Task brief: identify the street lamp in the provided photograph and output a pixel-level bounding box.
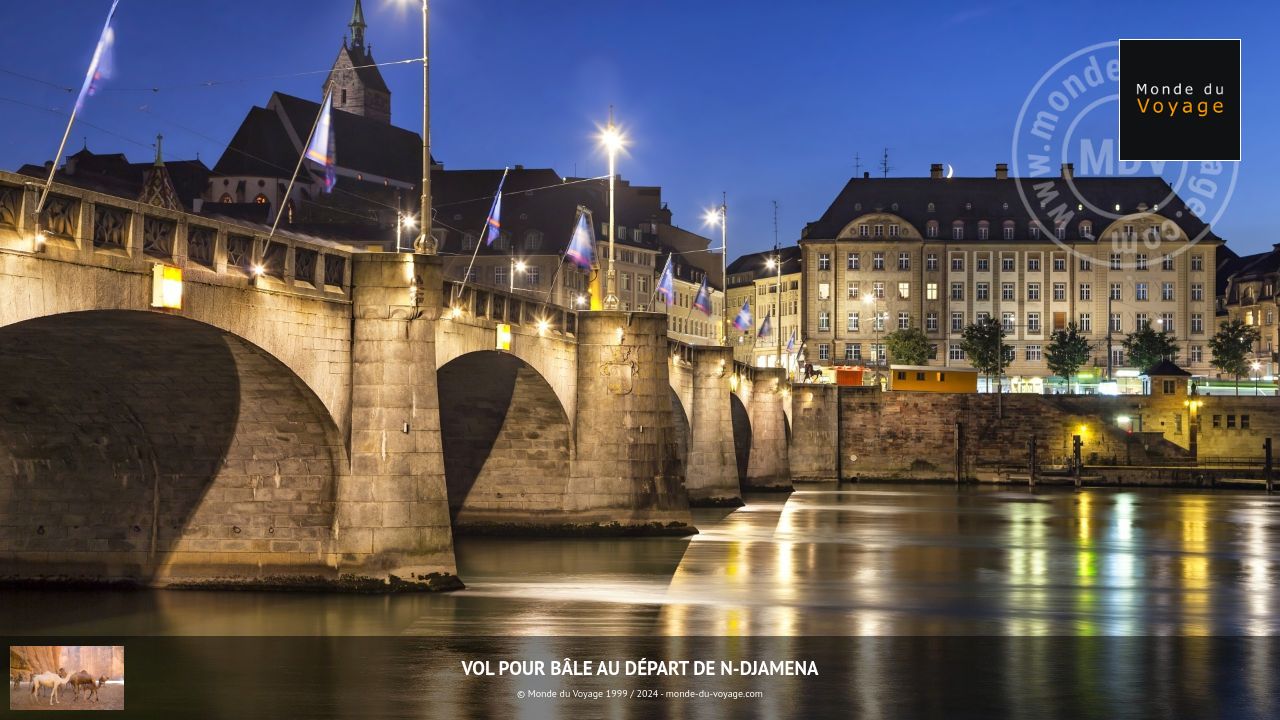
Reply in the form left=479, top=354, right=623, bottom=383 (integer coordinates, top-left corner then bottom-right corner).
left=598, top=113, right=626, bottom=311
left=863, top=292, right=883, bottom=386
left=704, top=200, right=727, bottom=344
left=511, top=259, right=526, bottom=293
left=1252, top=360, right=1262, bottom=396
left=396, top=212, right=417, bottom=252
left=392, top=0, right=433, bottom=252
left=766, top=255, right=783, bottom=371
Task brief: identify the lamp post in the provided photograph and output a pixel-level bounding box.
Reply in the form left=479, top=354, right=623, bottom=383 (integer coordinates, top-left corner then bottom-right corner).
left=767, top=255, right=783, bottom=371
left=418, top=0, right=432, bottom=252
left=599, top=112, right=625, bottom=311
left=705, top=200, right=728, bottom=344
left=863, top=292, right=883, bottom=386
left=397, top=212, right=417, bottom=252
left=511, top=259, right=525, bottom=293
left=1253, top=360, right=1262, bottom=396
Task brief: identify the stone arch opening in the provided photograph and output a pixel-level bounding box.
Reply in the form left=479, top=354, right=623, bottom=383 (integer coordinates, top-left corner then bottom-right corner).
left=437, top=351, right=572, bottom=530
left=668, top=388, right=690, bottom=478
left=0, top=310, right=346, bottom=584
left=730, top=393, right=752, bottom=485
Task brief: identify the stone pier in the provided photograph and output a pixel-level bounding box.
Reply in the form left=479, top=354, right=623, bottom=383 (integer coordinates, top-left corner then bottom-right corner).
left=562, top=312, right=695, bottom=533
left=682, top=346, right=742, bottom=506
left=744, top=367, right=793, bottom=491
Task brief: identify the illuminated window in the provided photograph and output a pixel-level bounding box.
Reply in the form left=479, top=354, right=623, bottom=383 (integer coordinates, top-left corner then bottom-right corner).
left=254, top=194, right=268, bottom=204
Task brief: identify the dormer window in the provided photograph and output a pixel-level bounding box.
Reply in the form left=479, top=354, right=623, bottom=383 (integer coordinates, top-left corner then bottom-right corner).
left=927, top=202, right=936, bottom=213
left=926, top=220, right=938, bottom=238
left=952, top=221, right=964, bottom=240
left=1002, top=220, right=1015, bottom=240
left=1079, top=220, right=1093, bottom=238
left=977, top=221, right=990, bottom=240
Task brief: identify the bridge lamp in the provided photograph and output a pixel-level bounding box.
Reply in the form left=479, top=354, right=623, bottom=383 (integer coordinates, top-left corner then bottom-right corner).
left=574, top=294, right=587, bottom=308
left=495, top=322, right=512, bottom=351
left=33, top=231, right=46, bottom=249
left=536, top=318, right=550, bottom=336
left=251, top=263, right=266, bottom=277
left=150, top=264, right=183, bottom=309
left=598, top=116, right=627, bottom=311
left=401, top=214, right=418, bottom=230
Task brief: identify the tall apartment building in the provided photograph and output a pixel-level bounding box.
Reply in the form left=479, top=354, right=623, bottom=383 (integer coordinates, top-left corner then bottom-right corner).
left=798, top=163, right=1224, bottom=391
left=726, top=247, right=803, bottom=369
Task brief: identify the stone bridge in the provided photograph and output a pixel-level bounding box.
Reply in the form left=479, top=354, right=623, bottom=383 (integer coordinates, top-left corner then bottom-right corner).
left=0, top=172, right=790, bottom=591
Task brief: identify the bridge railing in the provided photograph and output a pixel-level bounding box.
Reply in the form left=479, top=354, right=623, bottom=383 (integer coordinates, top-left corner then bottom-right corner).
left=0, top=171, right=354, bottom=300
left=443, top=279, right=577, bottom=336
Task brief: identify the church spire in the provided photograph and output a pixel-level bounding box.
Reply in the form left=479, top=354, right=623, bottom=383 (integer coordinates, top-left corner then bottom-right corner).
left=349, top=0, right=367, bottom=49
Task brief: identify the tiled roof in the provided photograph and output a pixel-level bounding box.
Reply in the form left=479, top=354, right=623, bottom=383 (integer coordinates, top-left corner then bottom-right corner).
left=212, top=93, right=421, bottom=183
left=802, top=174, right=1220, bottom=244
left=726, top=246, right=802, bottom=287
left=432, top=168, right=672, bottom=258
left=15, top=147, right=210, bottom=211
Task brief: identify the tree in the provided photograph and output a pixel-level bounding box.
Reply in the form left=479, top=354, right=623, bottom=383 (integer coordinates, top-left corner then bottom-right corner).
left=1045, top=322, right=1093, bottom=391
left=1209, top=318, right=1261, bottom=395
left=960, top=318, right=1012, bottom=384
left=1122, top=324, right=1179, bottom=373
left=884, top=327, right=931, bottom=366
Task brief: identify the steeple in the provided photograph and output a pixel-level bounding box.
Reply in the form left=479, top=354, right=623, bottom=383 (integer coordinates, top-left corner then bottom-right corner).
left=138, top=133, right=183, bottom=211
left=349, top=0, right=367, bottom=49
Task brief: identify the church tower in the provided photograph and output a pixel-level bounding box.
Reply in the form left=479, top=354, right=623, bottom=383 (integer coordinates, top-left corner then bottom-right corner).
left=323, top=0, right=391, bottom=123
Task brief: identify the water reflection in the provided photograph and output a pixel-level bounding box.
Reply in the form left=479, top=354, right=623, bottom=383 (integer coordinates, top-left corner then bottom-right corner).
left=5, top=485, right=1280, bottom=638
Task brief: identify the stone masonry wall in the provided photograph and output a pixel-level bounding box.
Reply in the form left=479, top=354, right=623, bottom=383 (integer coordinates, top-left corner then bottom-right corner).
left=563, top=312, right=693, bottom=531
left=745, top=367, right=792, bottom=490
left=682, top=346, right=741, bottom=505
left=0, top=312, right=343, bottom=584
left=438, top=353, right=572, bottom=529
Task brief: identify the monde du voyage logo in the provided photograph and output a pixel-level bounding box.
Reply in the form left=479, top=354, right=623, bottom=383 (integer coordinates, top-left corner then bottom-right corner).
left=1120, top=39, right=1241, bottom=162
left=1011, top=39, right=1240, bottom=268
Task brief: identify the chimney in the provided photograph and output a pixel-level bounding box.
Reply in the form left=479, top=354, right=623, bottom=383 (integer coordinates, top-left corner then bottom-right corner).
left=1061, top=162, right=1074, bottom=179
left=863, top=171, right=870, bottom=179
left=930, top=163, right=944, bottom=179
left=995, top=163, right=1008, bottom=180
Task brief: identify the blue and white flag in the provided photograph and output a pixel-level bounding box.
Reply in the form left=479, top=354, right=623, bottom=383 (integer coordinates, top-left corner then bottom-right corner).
left=566, top=210, right=595, bottom=269
left=692, top=276, right=712, bottom=315
left=305, top=93, right=336, bottom=193
left=483, top=174, right=506, bottom=245
left=74, top=0, right=120, bottom=113
left=786, top=329, right=796, bottom=352
left=656, top=256, right=674, bottom=306
left=732, top=301, right=752, bottom=332
left=757, top=310, right=772, bottom=339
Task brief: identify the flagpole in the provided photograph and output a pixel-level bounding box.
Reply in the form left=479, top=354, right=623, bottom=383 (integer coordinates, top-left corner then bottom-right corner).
left=35, top=0, right=120, bottom=219
left=269, top=87, right=333, bottom=241
left=457, top=167, right=508, bottom=305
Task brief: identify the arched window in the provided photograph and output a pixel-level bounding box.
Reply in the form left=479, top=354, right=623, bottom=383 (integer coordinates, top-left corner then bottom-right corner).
left=951, top=220, right=965, bottom=240
left=927, top=202, right=936, bottom=213
left=1002, top=220, right=1016, bottom=240
left=926, top=220, right=938, bottom=238
left=254, top=194, right=268, bottom=205
left=1079, top=220, right=1093, bottom=239
left=219, top=193, right=233, bottom=204
left=977, top=220, right=990, bottom=240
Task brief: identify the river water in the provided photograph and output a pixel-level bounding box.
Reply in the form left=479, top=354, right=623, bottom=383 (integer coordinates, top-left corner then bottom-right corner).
left=6, top=484, right=1280, bottom=718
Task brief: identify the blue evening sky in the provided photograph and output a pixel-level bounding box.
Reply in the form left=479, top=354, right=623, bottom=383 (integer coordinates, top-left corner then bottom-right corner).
left=2, top=1, right=1276, bottom=255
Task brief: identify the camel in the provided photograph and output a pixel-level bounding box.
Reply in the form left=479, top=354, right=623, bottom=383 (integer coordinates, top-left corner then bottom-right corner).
left=65, top=670, right=107, bottom=702
left=29, top=669, right=68, bottom=705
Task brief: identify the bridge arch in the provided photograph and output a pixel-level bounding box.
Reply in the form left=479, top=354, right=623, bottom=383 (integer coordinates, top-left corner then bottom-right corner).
left=730, top=393, right=752, bottom=485
left=436, top=350, right=572, bottom=530
left=0, top=310, right=346, bottom=583
left=0, top=252, right=352, bottom=437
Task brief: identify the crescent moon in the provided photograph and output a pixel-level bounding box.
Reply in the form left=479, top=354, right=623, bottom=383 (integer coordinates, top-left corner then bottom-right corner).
left=945, top=164, right=954, bottom=179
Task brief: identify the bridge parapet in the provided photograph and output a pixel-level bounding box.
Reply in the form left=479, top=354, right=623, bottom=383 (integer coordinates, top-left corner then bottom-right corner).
left=0, top=171, right=354, bottom=302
